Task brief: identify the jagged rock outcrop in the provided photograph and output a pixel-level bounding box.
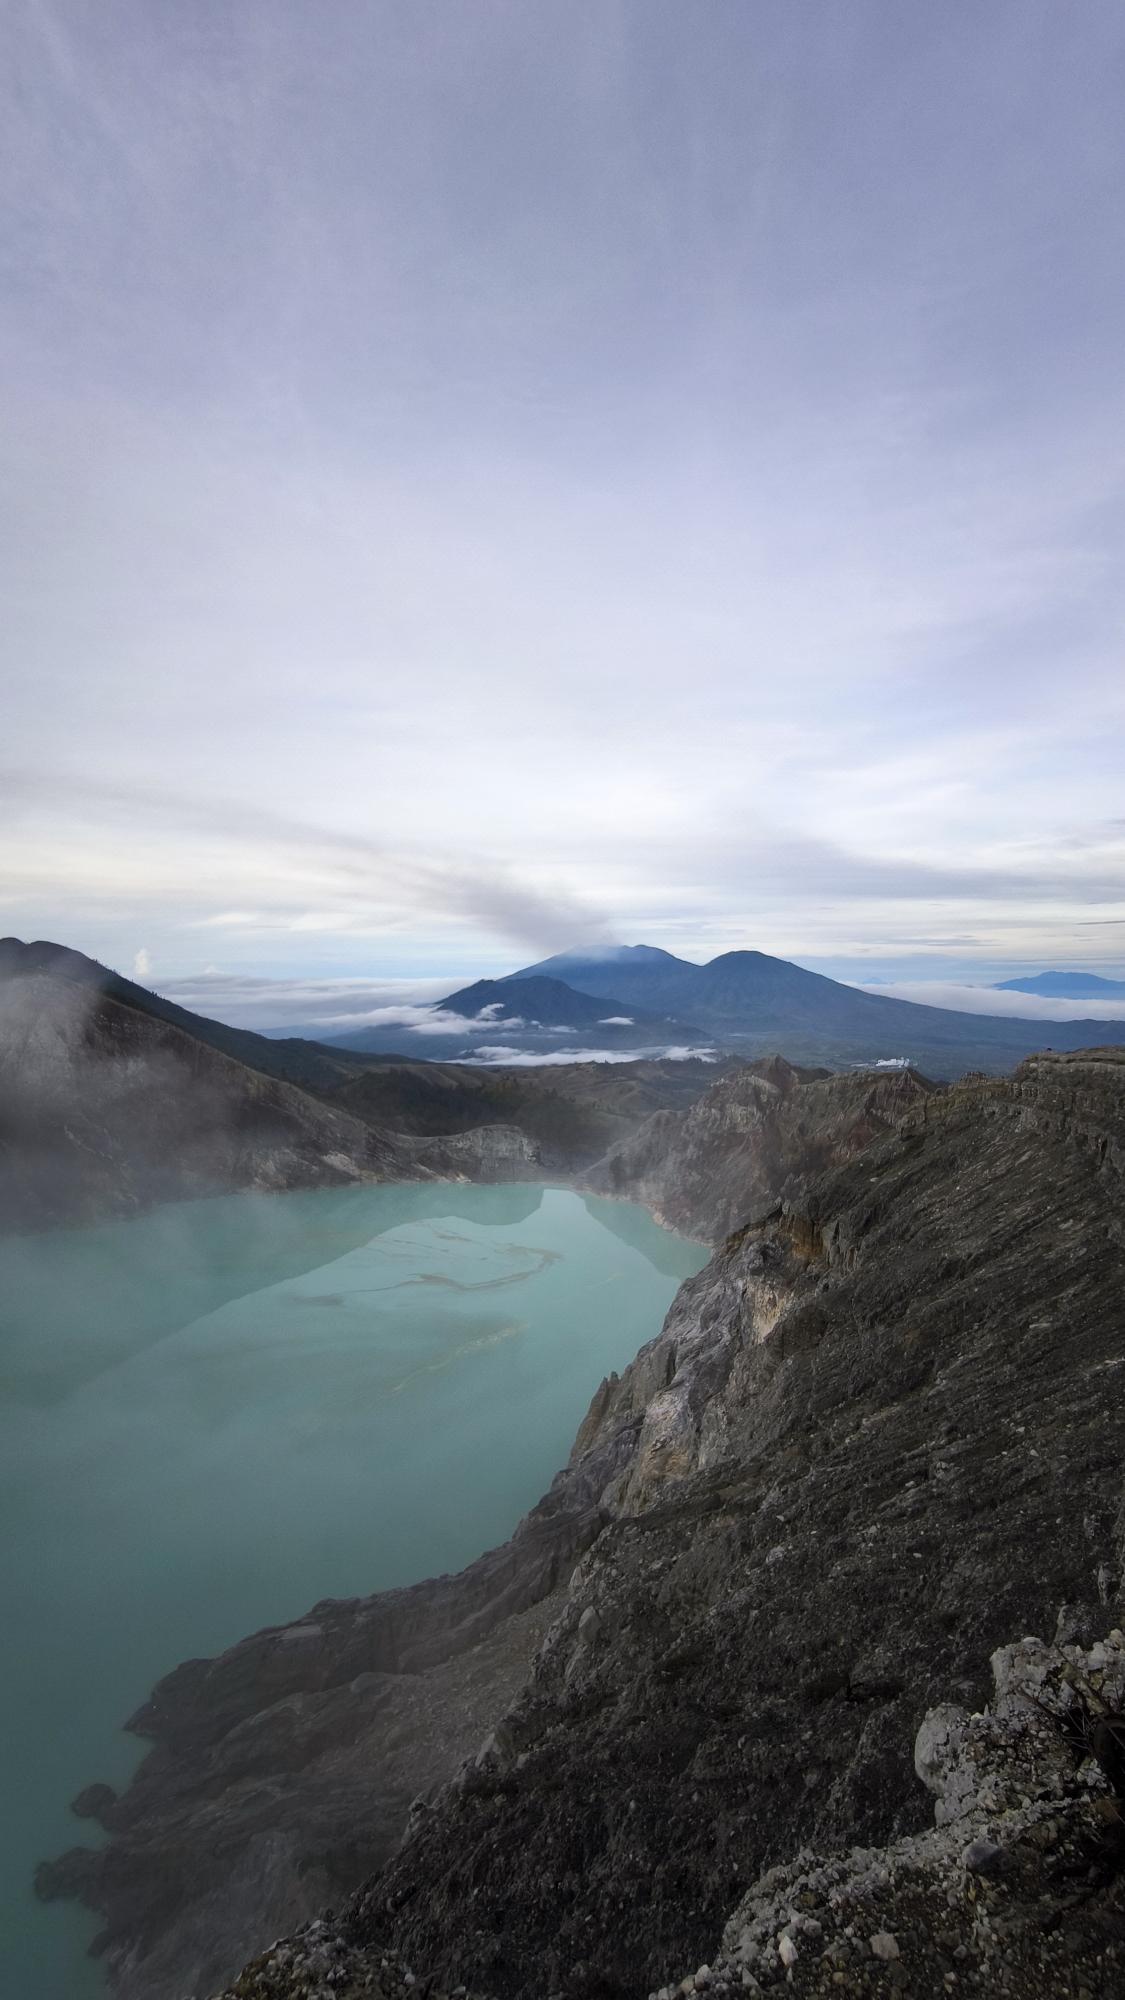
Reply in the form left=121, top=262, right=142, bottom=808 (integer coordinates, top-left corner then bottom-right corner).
left=45, top=1050, right=1125, bottom=1998
left=206, top=1625, right=1125, bottom=2000
left=583, top=1056, right=936, bottom=1242
left=402, top=1123, right=541, bottom=1180
left=657, top=1625, right=1125, bottom=1997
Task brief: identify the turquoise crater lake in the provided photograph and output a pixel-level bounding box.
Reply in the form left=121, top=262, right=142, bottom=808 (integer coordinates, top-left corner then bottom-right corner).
left=0, top=1182, right=708, bottom=1998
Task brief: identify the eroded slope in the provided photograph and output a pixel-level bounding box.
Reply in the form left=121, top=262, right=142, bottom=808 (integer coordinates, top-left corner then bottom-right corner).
left=316, top=1051, right=1125, bottom=1996
left=583, top=1056, right=935, bottom=1241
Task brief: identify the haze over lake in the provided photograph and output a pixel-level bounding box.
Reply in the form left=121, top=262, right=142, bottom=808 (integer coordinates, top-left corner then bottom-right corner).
left=0, top=1181, right=707, bottom=1999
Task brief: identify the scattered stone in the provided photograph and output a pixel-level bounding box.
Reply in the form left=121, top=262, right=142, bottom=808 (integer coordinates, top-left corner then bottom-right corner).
left=961, top=1838, right=1004, bottom=1876
left=870, top=1932, right=900, bottom=1960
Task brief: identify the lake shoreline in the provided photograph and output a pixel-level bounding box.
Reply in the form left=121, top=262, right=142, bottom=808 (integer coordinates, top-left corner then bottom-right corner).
left=6, top=1182, right=706, bottom=2000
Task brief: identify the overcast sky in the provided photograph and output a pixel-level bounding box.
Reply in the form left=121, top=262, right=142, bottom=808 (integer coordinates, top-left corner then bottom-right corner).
left=4, top=0, right=1125, bottom=996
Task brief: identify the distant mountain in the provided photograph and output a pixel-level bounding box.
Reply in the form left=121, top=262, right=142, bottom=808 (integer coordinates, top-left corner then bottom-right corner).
left=995, top=970, right=1125, bottom=998
left=508, top=944, right=1125, bottom=1077
left=436, top=974, right=678, bottom=1031
left=511, top=945, right=700, bottom=1015
left=324, top=971, right=708, bottom=1059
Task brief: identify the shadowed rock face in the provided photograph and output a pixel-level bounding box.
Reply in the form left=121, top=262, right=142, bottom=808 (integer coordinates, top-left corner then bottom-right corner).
left=41, top=1050, right=1125, bottom=1999
left=202, top=1626, right=1125, bottom=2000
left=328, top=1056, right=730, bottom=1173
left=582, top=1055, right=937, bottom=1242
left=0, top=973, right=421, bottom=1230
left=0, top=971, right=548, bottom=1229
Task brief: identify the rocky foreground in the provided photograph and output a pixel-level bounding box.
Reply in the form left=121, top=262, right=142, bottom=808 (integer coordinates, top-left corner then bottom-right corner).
left=39, top=1048, right=1125, bottom=1997
left=218, top=1623, right=1125, bottom=2000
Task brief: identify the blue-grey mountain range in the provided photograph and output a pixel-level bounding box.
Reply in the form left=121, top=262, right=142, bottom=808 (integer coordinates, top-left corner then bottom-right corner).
left=312, top=944, right=1125, bottom=1073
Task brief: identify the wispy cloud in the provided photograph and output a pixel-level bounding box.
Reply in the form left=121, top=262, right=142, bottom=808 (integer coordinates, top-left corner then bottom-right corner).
left=462, top=1045, right=718, bottom=1068
left=853, top=980, right=1125, bottom=1024
left=5, top=6, right=1125, bottom=980
left=158, top=972, right=455, bottom=1031
left=0, top=768, right=613, bottom=956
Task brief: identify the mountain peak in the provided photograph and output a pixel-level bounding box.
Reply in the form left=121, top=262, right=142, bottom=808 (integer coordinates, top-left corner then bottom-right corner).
left=995, top=970, right=1125, bottom=997
left=435, top=974, right=644, bottom=1028
left=541, top=943, right=685, bottom=967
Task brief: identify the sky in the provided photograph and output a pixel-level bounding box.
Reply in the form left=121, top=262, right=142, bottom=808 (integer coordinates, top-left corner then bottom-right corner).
left=4, top=0, right=1125, bottom=1017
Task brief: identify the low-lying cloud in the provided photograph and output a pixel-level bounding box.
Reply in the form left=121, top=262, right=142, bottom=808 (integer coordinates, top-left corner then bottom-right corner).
left=462, top=1044, right=718, bottom=1068
left=158, top=974, right=456, bottom=1032
left=853, top=980, right=1125, bottom=1023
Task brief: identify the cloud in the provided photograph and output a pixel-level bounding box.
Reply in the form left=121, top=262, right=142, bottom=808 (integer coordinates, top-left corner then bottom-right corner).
left=0, top=768, right=615, bottom=957
left=462, top=1044, right=718, bottom=1067
left=326, top=1005, right=473, bottom=1036
left=598, top=1015, right=634, bottom=1026
left=5, top=7, right=1125, bottom=983
left=157, top=973, right=456, bottom=1031
left=853, top=980, right=1125, bottom=1023
left=132, top=946, right=152, bottom=980
left=474, top=1002, right=529, bottom=1026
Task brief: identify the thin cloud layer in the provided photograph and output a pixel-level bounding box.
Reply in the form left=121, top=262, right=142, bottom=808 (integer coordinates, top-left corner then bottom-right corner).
left=4, top=6, right=1125, bottom=980
left=853, top=981, right=1125, bottom=1024
left=462, top=1045, right=718, bottom=1068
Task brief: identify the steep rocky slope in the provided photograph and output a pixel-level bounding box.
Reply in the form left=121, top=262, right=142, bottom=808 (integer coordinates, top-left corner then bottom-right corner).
left=0, top=936, right=373, bottom=1088
left=584, top=1056, right=936, bottom=1241
left=307, top=1051, right=1123, bottom=2000
left=43, top=1050, right=1125, bottom=1998
left=0, top=940, right=728, bottom=1227
left=224, top=1624, right=1125, bottom=2000
left=0, top=971, right=539, bottom=1228
left=0, top=972, right=401, bottom=1228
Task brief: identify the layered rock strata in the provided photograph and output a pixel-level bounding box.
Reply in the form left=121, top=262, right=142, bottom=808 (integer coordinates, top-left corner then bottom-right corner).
left=583, top=1056, right=936, bottom=1242
left=212, top=1625, right=1125, bottom=2000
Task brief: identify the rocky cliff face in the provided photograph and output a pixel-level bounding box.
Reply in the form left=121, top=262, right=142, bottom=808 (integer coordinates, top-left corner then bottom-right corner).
left=216, top=1624, right=1125, bottom=2000
left=313, top=1050, right=1123, bottom=1999
left=583, top=1056, right=937, bottom=1241
left=42, top=1050, right=1125, bottom=1999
